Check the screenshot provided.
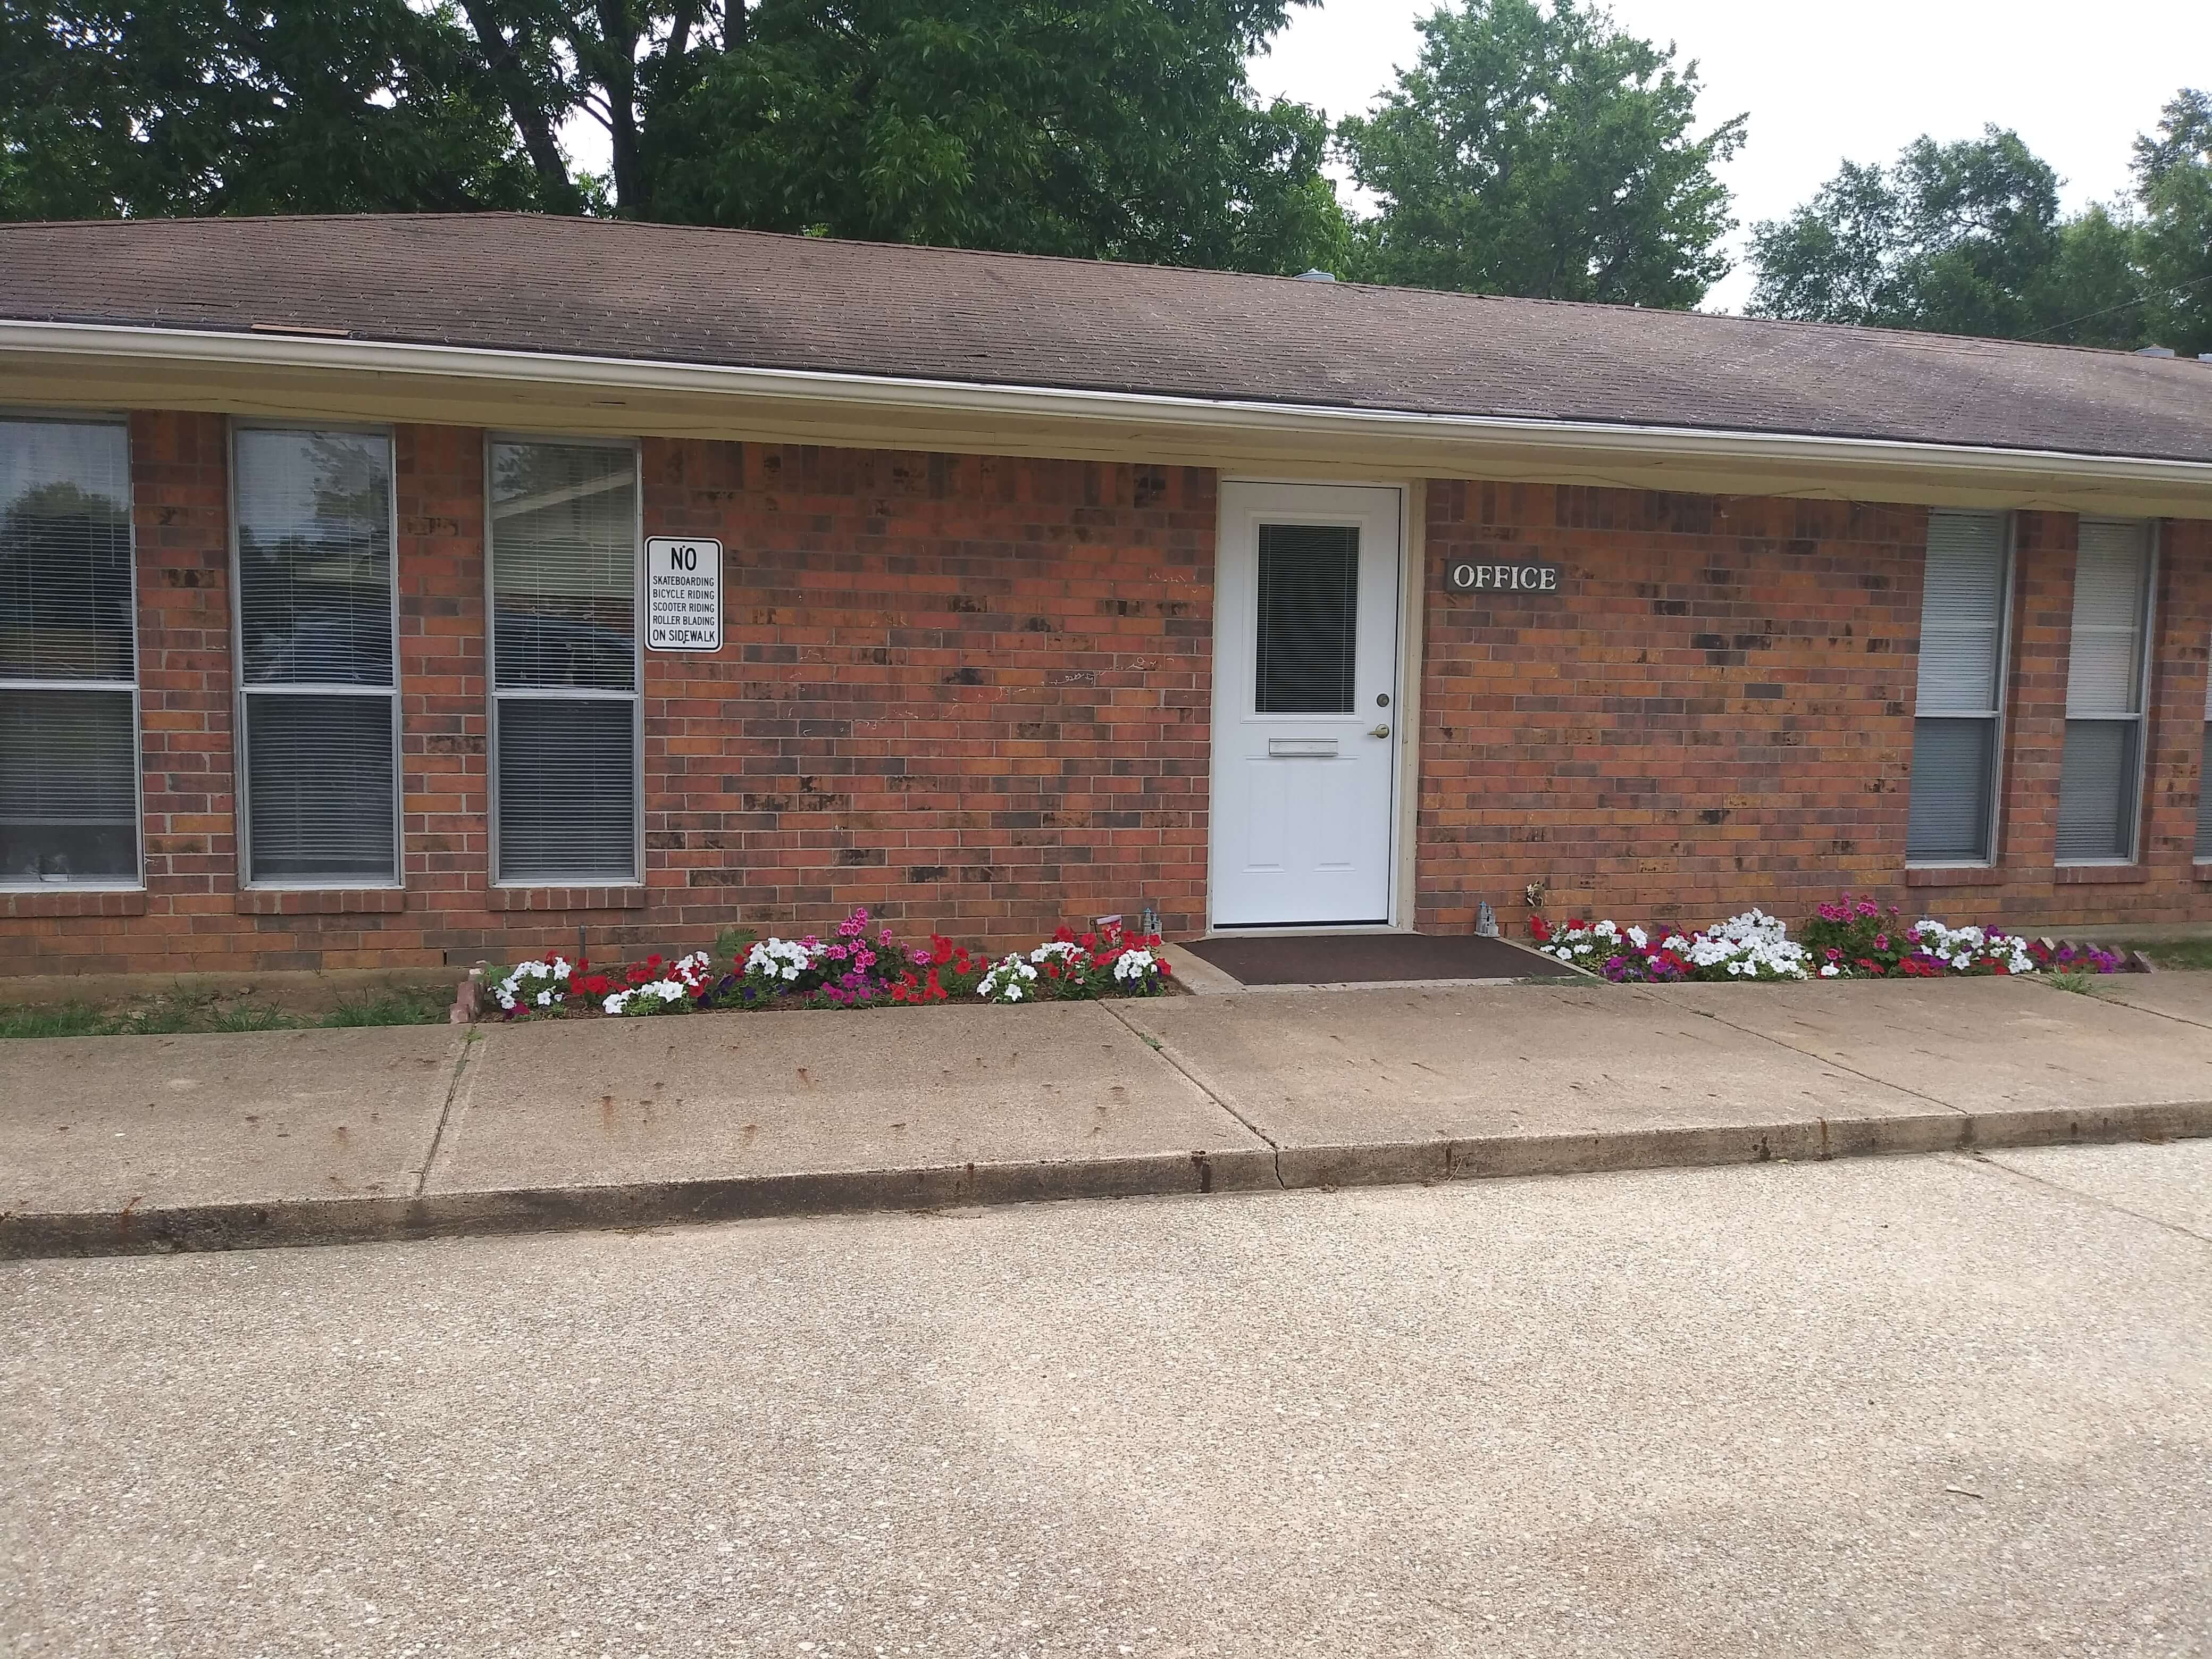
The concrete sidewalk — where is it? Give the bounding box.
[6,975,2212,1258]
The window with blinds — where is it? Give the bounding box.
[1,416,139,885]
[488,439,640,884]
[1906,511,2010,864]
[2056,519,2156,864]
[232,427,399,885]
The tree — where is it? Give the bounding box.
[1335,0,1745,306]
[1747,128,2079,338]
[641,0,1343,270]
[0,1,546,219]
[0,0,1346,278]
[2134,89,2212,357]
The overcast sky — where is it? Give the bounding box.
[1252,0,2212,311]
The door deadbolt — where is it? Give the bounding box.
[1376,693,1391,707]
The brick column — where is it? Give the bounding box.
[395,424,491,959]
[1995,510,2077,873]
[133,410,237,962]
[2146,517,2212,879]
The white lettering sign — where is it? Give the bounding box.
[646,537,723,651]
[1447,561,1563,594]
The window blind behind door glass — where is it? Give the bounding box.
[490,442,638,691]
[234,429,394,686]
[0,420,133,680]
[1915,511,2007,715]
[1254,523,1359,715]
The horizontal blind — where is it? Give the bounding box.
[1254,523,1359,715]
[244,696,397,881]
[2065,520,2151,717]
[234,429,394,686]
[1906,718,1998,865]
[0,689,138,881]
[234,428,398,885]
[1915,511,2007,715]
[1906,511,2007,864]
[495,699,638,882]
[0,418,133,681]
[2056,719,2141,862]
[2056,520,2154,862]
[489,441,639,884]
[489,443,638,691]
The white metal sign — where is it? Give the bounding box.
[646,536,722,651]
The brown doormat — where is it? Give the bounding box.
[1182,931,1573,986]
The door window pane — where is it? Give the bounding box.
[0,416,138,885]
[1255,523,1358,715]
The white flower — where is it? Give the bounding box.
[1113,948,1158,983]
[1627,926,1648,950]
[1029,940,1085,966]
[1820,963,1840,978]
[977,954,1041,1003]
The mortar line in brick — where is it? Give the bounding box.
[413,1029,484,1199]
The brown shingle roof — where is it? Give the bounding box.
[5,211,2212,465]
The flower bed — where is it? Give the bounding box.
[491,910,1171,1020]
[1532,894,2125,984]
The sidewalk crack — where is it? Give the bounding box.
[1682,1000,1967,1118]
[413,1030,483,1199]
[1953,1149,2212,1250]
[1102,1002,1286,1188]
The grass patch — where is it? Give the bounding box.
[2098,936,2212,972]
[321,986,449,1027]
[2046,969,2097,995]
[0,981,450,1040]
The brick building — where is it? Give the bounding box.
[2,214,2210,976]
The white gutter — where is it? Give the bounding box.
[6,317,2212,494]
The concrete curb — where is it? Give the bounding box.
[6,1098,2210,1262]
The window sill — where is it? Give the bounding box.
[2053,864,2148,886]
[488,885,648,913]
[236,888,406,915]
[0,887,148,919]
[1905,866,2006,888]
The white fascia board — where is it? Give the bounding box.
[6,317,2212,500]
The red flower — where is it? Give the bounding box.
[1529,915,1552,942]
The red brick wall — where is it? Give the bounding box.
[1414,483,2212,936]
[640,440,1213,945]
[0,424,1212,975]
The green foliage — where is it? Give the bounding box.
[0,0,549,219]
[1749,93,2212,353]
[1336,0,1744,305]
[2134,89,2212,357]
[0,0,1344,278]
[0,982,449,1038]
[644,0,1344,273]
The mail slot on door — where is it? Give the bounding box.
[1267,738,1339,758]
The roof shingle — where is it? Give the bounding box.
[4,212,2211,465]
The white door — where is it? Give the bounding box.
[1211,482,1403,927]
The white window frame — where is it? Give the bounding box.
[228,420,404,891]
[483,432,645,889]
[0,408,144,892]
[2056,517,2159,868]
[1906,509,2015,870]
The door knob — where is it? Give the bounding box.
[1370,724,1392,739]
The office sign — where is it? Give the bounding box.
[1447,560,1563,594]
[646,537,722,650]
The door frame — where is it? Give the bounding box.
[1206,476,1421,935]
